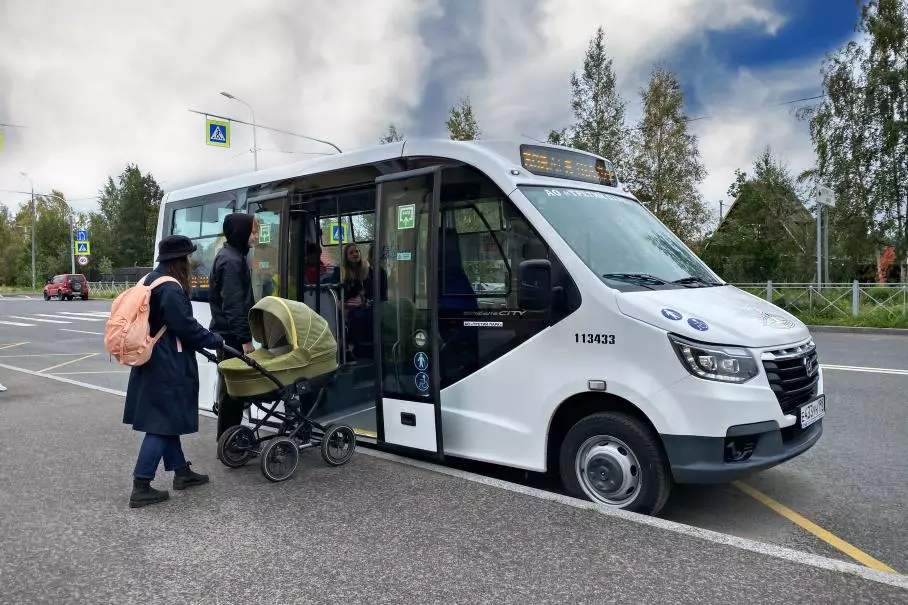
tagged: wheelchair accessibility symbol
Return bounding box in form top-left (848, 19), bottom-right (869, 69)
top-left (414, 352), bottom-right (429, 372)
top-left (415, 372), bottom-right (430, 392)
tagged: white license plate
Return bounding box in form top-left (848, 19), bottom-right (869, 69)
top-left (799, 395), bottom-right (826, 428)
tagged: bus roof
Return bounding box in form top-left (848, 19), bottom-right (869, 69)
top-left (164, 139), bottom-right (634, 203)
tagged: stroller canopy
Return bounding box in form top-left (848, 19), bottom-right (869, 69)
top-left (218, 296), bottom-right (339, 398)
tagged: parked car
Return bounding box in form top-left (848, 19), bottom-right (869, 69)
top-left (44, 274), bottom-right (89, 301)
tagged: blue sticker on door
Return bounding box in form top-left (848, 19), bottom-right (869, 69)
top-left (687, 318), bottom-right (709, 331)
top-left (414, 352), bottom-right (429, 372)
top-left (415, 372), bottom-right (430, 392)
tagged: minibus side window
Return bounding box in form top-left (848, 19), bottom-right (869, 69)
top-left (167, 197), bottom-right (238, 302)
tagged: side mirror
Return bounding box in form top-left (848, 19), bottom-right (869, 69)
top-left (517, 259), bottom-right (552, 312)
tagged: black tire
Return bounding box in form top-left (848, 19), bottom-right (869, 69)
top-left (81, 295), bottom-right (88, 300)
top-left (260, 437), bottom-right (299, 482)
top-left (216, 425), bottom-right (255, 468)
top-left (57, 291), bottom-right (64, 301)
top-left (44, 292), bottom-right (50, 301)
top-left (320, 424), bottom-right (356, 466)
top-left (559, 412), bottom-right (671, 516)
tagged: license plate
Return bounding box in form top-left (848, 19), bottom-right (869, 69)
top-left (799, 395), bottom-right (826, 428)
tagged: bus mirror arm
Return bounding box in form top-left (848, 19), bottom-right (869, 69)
top-left (517, 259), bottom-right (552, 312)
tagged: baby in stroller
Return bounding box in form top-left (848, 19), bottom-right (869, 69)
top-left (204, 295), bottom-right (356, 482)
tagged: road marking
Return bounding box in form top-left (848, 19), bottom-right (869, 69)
top-left (0, 342), bottom-right (28, 350)
top-left (58, 311), bottom-right (109, 318)
top-left (39, 353), bottom-right (98, 373)
top-left (52, 370), bottom-right (128, 375)
top-left (0, 320), bottom-right (35, 327)
top-left (36, 314), bottom-right (103, 322)
top-left (59, 329), bottom-right (104, 336)
top-left (7, 315), bottom-right (70, 324)
top-left (0, 361), bottom-right (905, 590)
top-left (822, 364), bottom-right (908, 376)
top-left (732, 481), bottom-right (898, 573)
top-left (0, 353), bottom-right (94, 358)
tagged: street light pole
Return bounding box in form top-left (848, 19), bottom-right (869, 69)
top-left (19, 172), bottom-right (35, 289)
top-left (220, 92), bottom-right (258, 171)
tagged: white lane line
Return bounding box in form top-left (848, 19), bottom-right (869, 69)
top-left (0, 320), bottom-right (35, 327)
top-left (822, 364), bottom-right (908, 376)
top-left (36, 314), bottom-right (104, 322)
top-left (52, 370), bottom-right (128, 375)
top-left (60, 329), bottom-right (104, 336)
top-left (0, 361), bottom-right (905, 590)
top-left (58, 311), bottom-right (109, 317)
top-left (6, 315), bottom-right (70, 324)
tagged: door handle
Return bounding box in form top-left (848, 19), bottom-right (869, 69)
top-left (400, 412), bottom-right (416, 427)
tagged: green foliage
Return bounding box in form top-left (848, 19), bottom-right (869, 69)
top-left (703, 148), bottom-right (816, 282)
top-left (797, 0), bottom-right (908, 281)
top-left (379, 124), bottom-right (405, 144)
top-left (547, 26), bottom-right (629, 175)
top-left (91, 164), bottom-right (163, 268)
top-left (446, 97), bottom-right (480, 141)
top-left (627, 65), bottom-right (710, 242)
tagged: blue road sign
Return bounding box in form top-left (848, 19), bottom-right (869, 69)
top-left (206, 118), bottom-right (230, 148)
top-left (76, 229), bottom-right (88, 242)
top-left (75, 242), bottom-right (89, 254)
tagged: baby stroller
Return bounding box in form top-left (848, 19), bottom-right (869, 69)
top-left (202, 295), bottom-right (356, 482)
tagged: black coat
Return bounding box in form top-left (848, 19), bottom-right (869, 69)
top-left (123, 270), bottom-right (223, 436)
top-left (208, 242), bottom-right (254, 348)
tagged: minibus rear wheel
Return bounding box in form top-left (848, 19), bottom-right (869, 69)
top-left (559, 412), bottom-right (671, 516)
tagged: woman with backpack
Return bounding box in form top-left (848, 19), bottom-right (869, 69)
top-left (122, 235), bottom-right (224, 508)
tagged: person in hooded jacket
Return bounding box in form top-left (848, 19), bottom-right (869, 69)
top-left (123, 235), bottom-right (224, 508)
top-left (208, 212), bottom-right (259, 439)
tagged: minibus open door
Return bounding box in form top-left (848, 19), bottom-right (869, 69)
top-left (372, 167), bottom-right (444, 459)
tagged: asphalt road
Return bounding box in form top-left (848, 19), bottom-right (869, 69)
top-left (0, 371), bottom-right (905, 603)
top-left (1, 294), bottom-right (906, 576)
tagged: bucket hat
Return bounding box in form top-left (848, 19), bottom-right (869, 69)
top-left (156, 235), bottom-right (198, 262)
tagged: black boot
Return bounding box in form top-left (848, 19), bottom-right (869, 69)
top-left (130, 478), bottom-right (169, 508)
top-left (173, 461), bottom-right (209, 490)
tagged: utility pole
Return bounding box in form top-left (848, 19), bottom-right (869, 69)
top-left (220, 92), bottom-right (258, 171)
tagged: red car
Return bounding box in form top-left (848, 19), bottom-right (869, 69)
top-left (44, 273), bottom-right (89, 301)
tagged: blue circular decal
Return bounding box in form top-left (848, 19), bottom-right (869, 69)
top-left (661, 309), bottom-right (682, 321)
top-left (687, 318), bottom-right (709, 331)
top-left (414, 352), bottom-right (429, 372)
top-left (415, 372), bottom-right (430, 392)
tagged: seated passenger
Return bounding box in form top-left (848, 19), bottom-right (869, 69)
top-left (327, 243), bottom-right (376, 357)
top-left (303, 242), bottom-right (329, 285)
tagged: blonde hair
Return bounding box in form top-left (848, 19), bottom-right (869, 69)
top-left (341, 243), bottom-right (369, 283)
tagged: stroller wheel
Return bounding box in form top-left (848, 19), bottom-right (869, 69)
top-left (260, 437), bottom-right (299, 482)
top-left (217, 425), bottom-right (255, 468)
top-left (320, 424), bottom-right (357, 466)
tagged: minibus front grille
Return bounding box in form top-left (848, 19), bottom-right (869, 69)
top-left (762, 343), bottom-right (820, 416)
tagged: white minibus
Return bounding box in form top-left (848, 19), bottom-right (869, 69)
top-left (155, 139), bottom-right (825, 515)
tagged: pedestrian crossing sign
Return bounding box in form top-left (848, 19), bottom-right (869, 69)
top-left (206, 118), bottom-right (230, 148)
top-left (74, 241), bottom-right (91, 255)
top-left (327, 220), bottom-right (346, 245)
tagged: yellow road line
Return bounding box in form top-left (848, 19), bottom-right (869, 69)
top-left (0, 342), bottom-right (28, 350)
top-left (40, 353), bottom-right (98, 373)
top-left (733, 481), bottom-right (898, 573)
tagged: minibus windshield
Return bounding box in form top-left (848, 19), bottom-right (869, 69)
top-left (519, 185), bottom-right (723, 291)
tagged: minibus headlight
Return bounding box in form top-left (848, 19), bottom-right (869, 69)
top-left (668, 335), bottom-right (759, 384)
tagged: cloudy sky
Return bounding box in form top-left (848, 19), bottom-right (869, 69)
top-left (0, 0), bottom-right (859, 220)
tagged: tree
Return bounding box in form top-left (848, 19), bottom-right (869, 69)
top-left (628, 65), bottom-right (710, 242)
top-left (0, 205), bottom-right (26, 286)
top-left (92, 164), bottom-right (163, 268)
top-left (797, 0), bottom-right (908, 280)
top-left (379, 124), bottom-right (405, 144)
top-left (446, 96), bottom-right (480, 140)
top-left (702, 148), bottom-right (816, 282)
top-left (547, 26), bottom-right (629, 175)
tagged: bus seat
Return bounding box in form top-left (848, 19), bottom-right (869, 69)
top-left (439, 227), bottom-right (479, 311)
top-left (304, 287), bottom-right (340, 344)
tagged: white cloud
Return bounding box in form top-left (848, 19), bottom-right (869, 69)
top-left (0, 0), bottom-right (439, 213)
top-left (0, 0), bottom-right (843, 230)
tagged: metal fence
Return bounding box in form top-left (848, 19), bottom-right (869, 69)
top-left (734, 282), bottom-right (908, 319)
top-left (87, 281), bottom-right (134, 296)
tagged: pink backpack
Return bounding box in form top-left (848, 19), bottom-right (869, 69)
top-left (104, 274), bottom-right (181, 366)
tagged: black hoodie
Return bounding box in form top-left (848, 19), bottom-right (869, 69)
top-left (208, 213), bottom-right (255, 346)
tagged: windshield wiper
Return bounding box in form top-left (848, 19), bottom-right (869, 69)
top-left (672, 276), bottom-right (723, 287)
top-left (602, 273), bottom-right (667, 287)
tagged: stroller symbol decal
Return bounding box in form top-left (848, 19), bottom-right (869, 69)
top-left (415, 372), bottom-right (430, 392)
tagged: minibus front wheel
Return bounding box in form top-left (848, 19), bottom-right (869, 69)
top-left (559, 412), bottom-right (672, 516)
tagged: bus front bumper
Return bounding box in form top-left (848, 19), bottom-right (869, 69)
top-left (660, 418), bottom-right (823, 484)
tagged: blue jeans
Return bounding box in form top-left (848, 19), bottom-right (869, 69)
top-left (134, 434), bottom-right (187, 480)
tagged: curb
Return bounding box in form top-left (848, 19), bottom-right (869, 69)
top-left (808, 325), bottom-right (908, 336)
